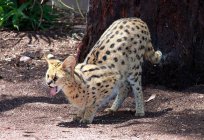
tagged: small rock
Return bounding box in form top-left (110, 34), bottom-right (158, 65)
top-left (27, 44), bottom-right (37, 47)
top-left (181, 129), bottom-right (186, 131)
top-left (145, 94), bottom-right (156, 102)
top-left (4, 58), bottom-right (12, 61)
top-left (20, 56), bottom-right (31, 62)
top-left (198, 95), bottom-right (204, 98)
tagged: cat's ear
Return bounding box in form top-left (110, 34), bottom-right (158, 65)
top-left (44, 53), bottom-right (55, 61)
top-left (62, 55), bottom-right (77, 76)
top-left (44, 54), bottom-right (60, 67)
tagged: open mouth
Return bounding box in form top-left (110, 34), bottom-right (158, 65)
top-left (49, 86), bottom-right (61, 96)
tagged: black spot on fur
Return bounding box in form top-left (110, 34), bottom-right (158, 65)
top-left (136, 55), bottom-right (141, 60)
top-left (111, 64), bottom-right (115, 68)
top-left (134, 41), bottom-right (137, 44)
top-left (125, 29), bottom-right (130, 34)
top-left (126, 25), bottom-right (130, 28)
top-left (100, 46), bottom-right (105, 50)
top-left (110, 35), bottom-right (114, 38)
top-left (140, 45), bottom-right (145, 49)
top-left (119, 25), bottom-right (123, 29)
top-left (110, 43), bottom-right (115, 48)
top-left (148, 47), bottom-right (152, 51)
top-left (123, 21), bottom-right (127, 24)
top-left (87, 75), bottom-right (101, 81)
top-left (97, 83), bottom-right (101, 86)
top-left (108, 66), bottom-right (112, 69)
top-left (121, 60), bottom-right (125, 65)
top-left (100, 66), bottom-right (106, 69)
top-left (102, 55), bottom-right (107, 61)
top-left (106, 50), bottom-right (110, 55)
top-left (80, 64), bottom-right (85, 70)
top-left (96, 51), bottom-right (100, 58)
top-left (117, 39), bottom-right (122, 42)
top-left (83, 68), bottom-right (100, 73)
top-left (122, 43), bottom-right (126, 46)
top-left (114, 57), bottom-right (118, 62)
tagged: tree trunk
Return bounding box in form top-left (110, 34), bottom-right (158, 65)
top-left (77, 0), bottom-right (204, 88)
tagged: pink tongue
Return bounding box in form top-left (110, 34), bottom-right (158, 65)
top-left (50, 87), bottom-right (57, 96)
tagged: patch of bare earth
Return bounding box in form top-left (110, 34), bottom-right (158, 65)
top-left (0, 18), bottom-right (203, 140)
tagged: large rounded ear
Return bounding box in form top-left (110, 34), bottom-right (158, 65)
top-left (62, 55), bottom-right (77, 77)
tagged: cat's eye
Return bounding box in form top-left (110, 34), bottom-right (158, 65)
top-left (53, 74), bottom-right (58, 81)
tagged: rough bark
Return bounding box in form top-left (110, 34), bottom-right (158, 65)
top-left (77, 0), bottom-right (204, 88)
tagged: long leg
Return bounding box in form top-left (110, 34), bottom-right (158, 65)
top-left (128, 72), bottom-right (145, 117)
top-left (105, 83), bottom-right (130, 113)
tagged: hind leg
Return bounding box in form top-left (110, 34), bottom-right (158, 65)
top-left (128, 72), bottom-right (145, 117)
top-left (105, 82), bottom-right (130, 113)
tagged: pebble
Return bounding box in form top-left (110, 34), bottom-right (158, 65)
top-left (20, 56), bottom-right (31, 62)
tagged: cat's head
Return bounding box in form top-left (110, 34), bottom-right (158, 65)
top-left (45, 54), bottom-right (76, 96)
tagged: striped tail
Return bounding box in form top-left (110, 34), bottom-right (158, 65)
top-left (144, 42), bottom-right (162, 64)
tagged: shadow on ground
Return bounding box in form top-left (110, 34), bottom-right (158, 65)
top-left (57, 108), bottom-right (173, 127)
top-left (0, 95), bottom-right (68, 112)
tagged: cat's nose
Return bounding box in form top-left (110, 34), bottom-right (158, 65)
top-left (47, 81), bottom-right (52, 86)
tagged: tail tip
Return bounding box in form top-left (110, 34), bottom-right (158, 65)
top-left (155, 51), bottom-right (162, 63)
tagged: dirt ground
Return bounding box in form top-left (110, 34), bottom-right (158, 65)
top-left (0, 15), bottom-right (204, 140)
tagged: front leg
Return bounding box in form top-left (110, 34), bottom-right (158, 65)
top-left (80, 106), bottom-right (97, 124)
top-left (73, 109), bottom-right (84, 122)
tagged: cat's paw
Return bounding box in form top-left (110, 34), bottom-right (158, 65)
top-left (79, 119), bottom-right (92, 124)
top-left (104, 108), bottom-right (116, 114)
top-left (135, 112), bottom-right (145, 117)
top-left (73, 116), bottom-right (82, 122)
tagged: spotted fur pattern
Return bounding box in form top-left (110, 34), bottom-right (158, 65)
top-left (45, 18), bottom-right (162, 123)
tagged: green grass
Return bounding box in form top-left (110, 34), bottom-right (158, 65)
top-left (0, 0), bottom-right (58, 30)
